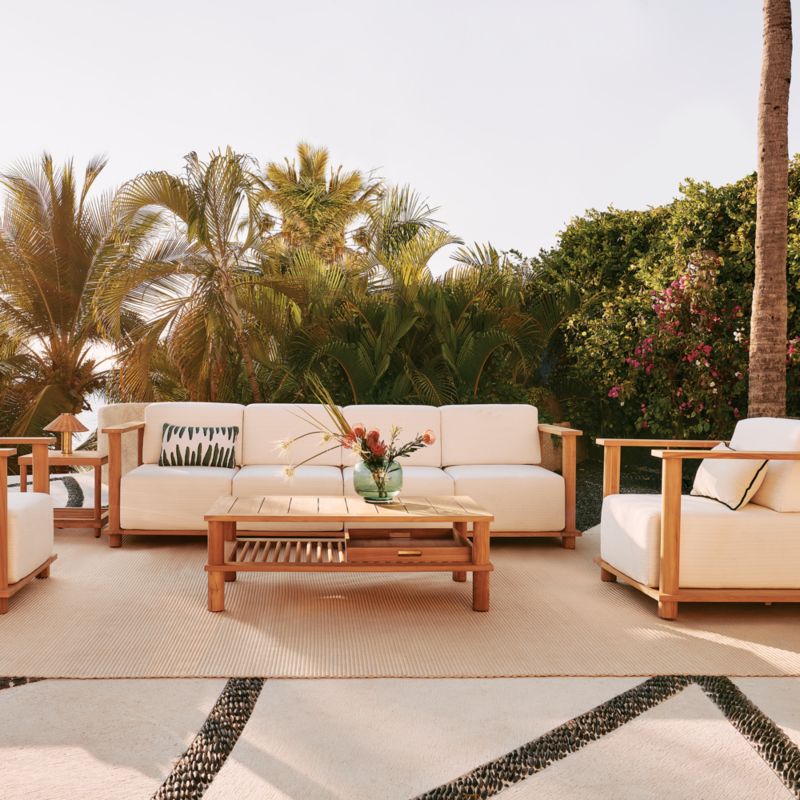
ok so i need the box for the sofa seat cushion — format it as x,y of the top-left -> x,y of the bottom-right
242,404 -> 342,467
342,406 -> 442,467
232,465 -> 343,532
731,417 -> 800,512
440,405 -> 541,466
141,403 -> 245,465
444,464 -> 564,532
601,493 -> 800,589
120,465 -> 236,530
6,493 -> 54,584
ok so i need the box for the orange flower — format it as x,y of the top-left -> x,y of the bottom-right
366,428 -> 381,443
422,429 -> 436,445
369,440 -> 387,457
352,423 -> 366,438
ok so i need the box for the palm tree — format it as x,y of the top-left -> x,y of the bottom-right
97,148 -> 283,402
0,154 -> 121,434
749,0 -> 792,417
260,143 -> 378,266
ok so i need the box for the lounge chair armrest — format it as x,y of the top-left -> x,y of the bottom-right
651,449 -> 800,460
101,421 -> 145,435
596,438 -> 723,448
539,423 -> 583,437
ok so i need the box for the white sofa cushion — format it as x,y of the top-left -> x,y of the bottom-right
6,493 -> 54,584
601,493 -> 800,589
689,444 -> 767,510
120,464 -> 236,530
342,405 -> 441,467
731,417 -> 800,512
444,464 -> 564,531
440,405 -> 541,466
142,403 -> 245,465
232,465 -> 343,532
242,404 -> 342,467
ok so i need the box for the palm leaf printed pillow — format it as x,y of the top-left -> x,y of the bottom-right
158,424 -> 239,467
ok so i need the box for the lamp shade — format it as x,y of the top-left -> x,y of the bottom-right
43,413 -> 88,434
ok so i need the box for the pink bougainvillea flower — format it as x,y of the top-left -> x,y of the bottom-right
608,386 -> 621,399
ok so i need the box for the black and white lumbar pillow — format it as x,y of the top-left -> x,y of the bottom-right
159,424 -> 239,467
690,443 -> 768,510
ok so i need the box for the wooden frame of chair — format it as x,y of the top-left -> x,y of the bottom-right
0,437 -> 57,614
102,421 -> 583,548
596,437 -> 800,619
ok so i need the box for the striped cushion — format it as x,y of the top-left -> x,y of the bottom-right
158,424 -> 239,468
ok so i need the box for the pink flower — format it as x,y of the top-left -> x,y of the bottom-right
369,440 -> 387,457
421,429 -> 436,445
366,429 -> 381,444
608,386 -> 621,399
352,423 -> 366,438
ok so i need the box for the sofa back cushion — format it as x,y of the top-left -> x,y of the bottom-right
143,403 -> 245,465
243,404 -> 342,466
440,404 -> 540,466
730,417 -> 800,512
342,405 -> 442,467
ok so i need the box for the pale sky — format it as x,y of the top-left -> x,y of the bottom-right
2,0 -> 798,272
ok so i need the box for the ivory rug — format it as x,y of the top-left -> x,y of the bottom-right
1,528 -> 799,678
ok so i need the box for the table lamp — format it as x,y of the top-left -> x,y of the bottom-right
43,413 -> 88,455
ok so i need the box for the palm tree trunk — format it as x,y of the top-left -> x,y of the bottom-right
749,0 -> 792,417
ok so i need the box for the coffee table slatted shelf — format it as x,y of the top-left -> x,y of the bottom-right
205,495 -> 494,611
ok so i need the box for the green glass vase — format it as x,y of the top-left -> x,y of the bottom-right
353,459 -> 403,503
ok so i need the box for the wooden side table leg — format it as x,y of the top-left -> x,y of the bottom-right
20,464 -> 28,493
452,522 -> 467,582
93,465 -> 102,537
224,521 -> 237,582
208,520 -> 225,612
472,520 -> 490,612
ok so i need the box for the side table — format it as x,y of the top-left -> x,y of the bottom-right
19,450 -> 108,536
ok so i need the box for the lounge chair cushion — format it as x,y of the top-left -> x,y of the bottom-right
342,406 -> 442,467
440,405 -> 541,466
601,493 -> 800,589
232,465 -> 343,532
6,493 -> 54,584
141,403 -> 245,465
731,417 -> 800,512
444,464 -> 564,531
689,444 -> 768,510
120,464 -> 237,530
242,404 -> 342,467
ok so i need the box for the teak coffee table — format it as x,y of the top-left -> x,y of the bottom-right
204,495 -> 494,612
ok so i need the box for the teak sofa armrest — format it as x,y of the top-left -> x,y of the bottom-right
538,423 -> 583,437
651,449 -> 800,460
103,421 -> 145,546
599,437 -> 723,497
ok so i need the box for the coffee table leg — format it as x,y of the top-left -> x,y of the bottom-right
472,520 -> 490,612
452,521 -> 467,582
208,520 -> 225,612
224,521 -> 237,582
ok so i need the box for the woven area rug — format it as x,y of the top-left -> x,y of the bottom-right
1,528 -> 799,678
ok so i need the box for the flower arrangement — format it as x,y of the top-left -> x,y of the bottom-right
282,382 -> 435,502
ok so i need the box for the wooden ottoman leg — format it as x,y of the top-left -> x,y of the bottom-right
658,600 -> 678,620
36,565 -> 50,579
600,565 -> 617,582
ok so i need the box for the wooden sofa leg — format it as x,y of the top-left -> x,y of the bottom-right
561,534 -> 576,550
36,565 -> 50,579
658,600 -> 678,620
0,597 -> 7,614
108,533 -> 122,548
452,571 -> 467,582
225,572 -> 237,582
600,565 -> 617,582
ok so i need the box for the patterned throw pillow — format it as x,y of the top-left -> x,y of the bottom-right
158,424 -> 239,468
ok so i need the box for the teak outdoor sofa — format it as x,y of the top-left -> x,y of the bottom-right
597,417 -> 800,620
100,402 -> 582,548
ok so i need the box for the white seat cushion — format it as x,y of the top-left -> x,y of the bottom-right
440,405 -> 541,466
141,403 -> 245,465
731,417 -> 800,512
6,493 -> 54,584
601,493 -> 800,589
342,406 -> 442,467
232,465 -> 343,532
444,464 -> 564,532
242,404 -> 342,467
120,465 -> 236,530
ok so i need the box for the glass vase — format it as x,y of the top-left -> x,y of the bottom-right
353,459 -> 403,503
